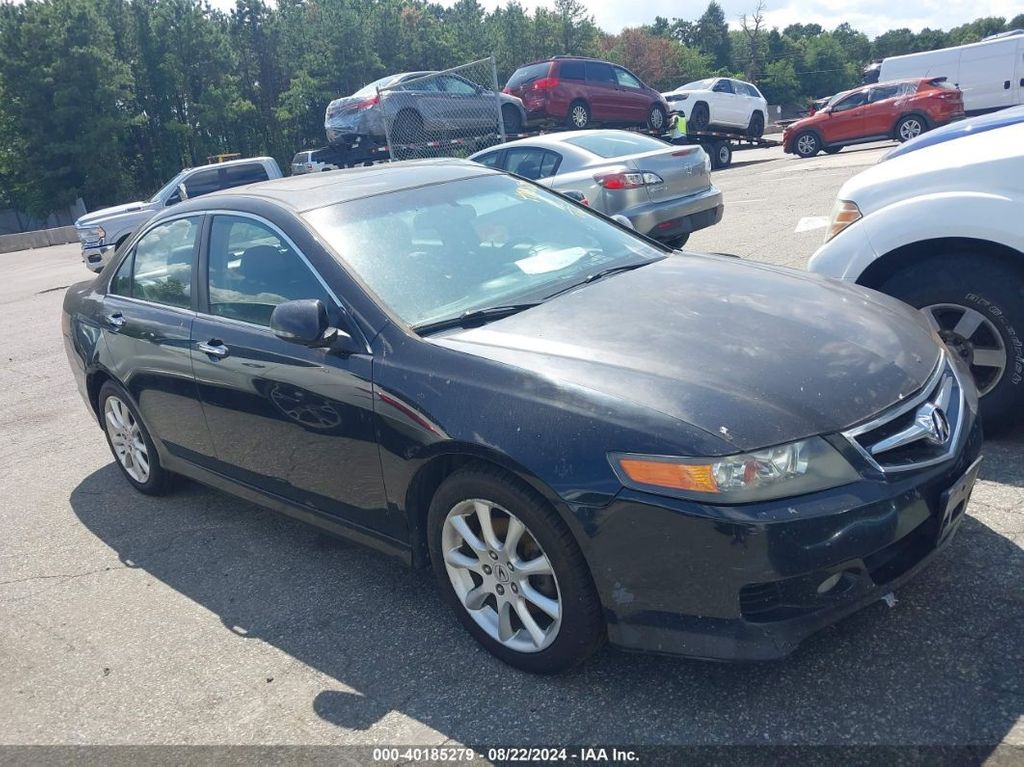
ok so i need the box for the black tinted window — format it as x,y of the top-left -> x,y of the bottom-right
506,62 -> 550,88
110,251 -> 134,296
833,91 -> 868,111
225,163 -> 269,186
869,85 -> 899,102
712,79 -> 734,94
505,148 -> 560,180
559,60 -> 585,81
474,152 -> 502,168
183,169 -> 221,198
130,218 -> 200,309
207,215 -> 334,326
585,62 -> 616,85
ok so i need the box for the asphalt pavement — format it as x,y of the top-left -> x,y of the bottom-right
0,143 -> 1021,749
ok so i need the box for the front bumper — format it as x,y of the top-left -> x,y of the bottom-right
79,242 -> 110,273
627,185 -> 724,242
585,416 -> 983,661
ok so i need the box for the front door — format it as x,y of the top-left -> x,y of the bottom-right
824,90 -> 870,143
101,215 -> 215,461
190,213 -> 391,534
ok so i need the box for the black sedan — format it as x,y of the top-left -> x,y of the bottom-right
62,160 -> 982,673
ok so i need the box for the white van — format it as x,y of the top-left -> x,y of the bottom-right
878,31 -> 1024,113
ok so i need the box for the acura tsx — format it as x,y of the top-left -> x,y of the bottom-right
62,160 -> 982,673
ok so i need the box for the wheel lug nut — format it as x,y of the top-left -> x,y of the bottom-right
488,551 -> 498,561
511,583 -> 518,593
507,563 -> 515,572
482,565 -> 492,575
496,585 -> 505,596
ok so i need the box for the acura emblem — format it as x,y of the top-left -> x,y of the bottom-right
916,403 -> 950,445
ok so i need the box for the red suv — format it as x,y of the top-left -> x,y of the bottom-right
784,78 -> 965,158
504,56 -> 671,132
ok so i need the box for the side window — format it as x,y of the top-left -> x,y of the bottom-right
585,62 -> 616,86
183,168 -> 222,198
207,215 -> 334,327
712,79 -> 734,94
224,163 -> 269,187
505,148 -> 546,180
130,217 -> 200,309
614,67 -> 643,89
869,85 -> 899,102
897,82 -> 918,97
832,92 -> 867,112
559,60 -> 585,81
110,251 -> 134,296
538,151 -> 561,179
474,151 -> 502,168
439,76 -> 478,96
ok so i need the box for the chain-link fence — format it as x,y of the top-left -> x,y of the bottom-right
379,57 -> 523,162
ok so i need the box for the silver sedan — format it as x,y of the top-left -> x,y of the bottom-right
470,130 -> 723,248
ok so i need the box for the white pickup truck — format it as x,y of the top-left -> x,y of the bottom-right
75,156 -> 282,272
809,116 -> 1024,428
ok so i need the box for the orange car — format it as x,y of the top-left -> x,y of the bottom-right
784,78 -> 965,158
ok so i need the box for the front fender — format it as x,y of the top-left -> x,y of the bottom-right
810,191 -> 1024,282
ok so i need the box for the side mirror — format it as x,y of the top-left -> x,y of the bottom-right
177,183 -> 189,201
561,190 -> 590,206
611,214 -> 634,229
270,299 -> 360,354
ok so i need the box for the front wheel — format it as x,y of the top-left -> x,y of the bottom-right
427,467 -> 604,673
794,131 -> 820,158
689,102 -> 710,132
647,105 -> 667,132
99,381 -> 175,495
879,254 -> 1024,431
710,140 -> 731,169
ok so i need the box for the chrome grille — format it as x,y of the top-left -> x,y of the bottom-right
843,354 -> 965,473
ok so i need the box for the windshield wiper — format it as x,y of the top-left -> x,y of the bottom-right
414,303 -> 540,335
543,262 -> 649,300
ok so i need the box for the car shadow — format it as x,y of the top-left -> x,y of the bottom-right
980,429 -> 1024,490
69,463 -> 1022,746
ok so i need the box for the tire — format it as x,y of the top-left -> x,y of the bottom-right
878,253 -> 1024,431
895,114 -> 927,143
393,109 -> 423,144
502,105 -> 523,136
747,111 -> 764,138
689,102 -> 710,132
427,466 -> 604,673
710,140 -> 731,169
647,104 -> 667,132
664,233 -> 690,249
98,380 -> 175,495
567,100 -> 591,130
824,146 -> 843,155
793,131 -> 820,158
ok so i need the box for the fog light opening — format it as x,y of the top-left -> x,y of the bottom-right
816,573 -> 843,595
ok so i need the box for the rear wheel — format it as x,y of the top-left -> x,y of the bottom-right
747,111 -> 764,138
567,100 -> 591,129
879,253 -> 1024,431
647,104 -> 667,132
895,114 -> 926,142
99,381 -> 175,495
689,102 -> 710,132
393,109 -> 424,144
710,140 -> 732,169
794,131 -> 820,158
664,234 -> 690,250
427,467 -> 604,673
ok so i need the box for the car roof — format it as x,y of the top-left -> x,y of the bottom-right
185,156 -> 274,171
200,158 -> 496,213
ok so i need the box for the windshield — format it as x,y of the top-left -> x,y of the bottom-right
565,133 -> 668,158
303,174 -> 666,328
677,79 -> 714,91
148,170 -> 189,204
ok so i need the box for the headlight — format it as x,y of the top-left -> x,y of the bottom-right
77,226 -> 105,243
610,437 -> 859,503
824,200 -> 862,242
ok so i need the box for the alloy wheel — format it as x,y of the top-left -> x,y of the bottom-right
571,105 -> 588,128
441,499 -> 562,653
922,303 -> 1007,396
104,395 -> 150,483
797,134 -> 817,156
899,118 -> 923,141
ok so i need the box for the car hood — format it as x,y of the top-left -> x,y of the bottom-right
432,254 -> 940,452
76,201 -> 155,226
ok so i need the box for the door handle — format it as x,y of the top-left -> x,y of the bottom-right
197,340 -> 229,358
1020,78 -> 1023,87
104,312 -> 126,329
1005,80 -> 1011,89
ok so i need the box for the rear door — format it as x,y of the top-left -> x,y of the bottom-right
863,83 -> 902,136
190,212 -> 389,531
584,61 -> 618,120
101,215 -> 215,462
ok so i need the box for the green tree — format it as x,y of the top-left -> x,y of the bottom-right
694,2 -> 732,70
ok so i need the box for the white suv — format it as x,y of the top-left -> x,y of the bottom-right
809,120 -> 1024,428
662,77 -> 768,137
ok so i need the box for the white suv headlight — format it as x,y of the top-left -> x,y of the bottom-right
824,200 -> 862,242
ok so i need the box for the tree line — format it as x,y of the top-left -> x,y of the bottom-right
0,0 -> 1021,217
